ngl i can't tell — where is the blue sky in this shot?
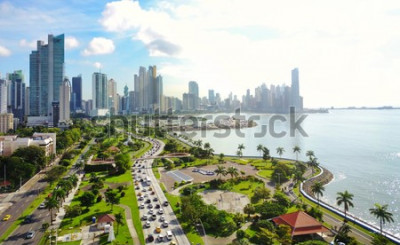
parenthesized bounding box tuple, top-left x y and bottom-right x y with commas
(1, 0, 400, 107)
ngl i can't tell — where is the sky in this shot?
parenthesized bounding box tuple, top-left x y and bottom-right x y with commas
(1, 0, 400, 108)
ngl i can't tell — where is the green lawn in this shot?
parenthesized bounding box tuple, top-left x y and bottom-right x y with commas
(258, 169, 274, 179)
(152, 167, 160, 179)
(230, 180, 265, 197)
(58, 240, 82, 245)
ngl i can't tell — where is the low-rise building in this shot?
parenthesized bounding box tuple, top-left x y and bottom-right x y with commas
(0, 132, 56, 156)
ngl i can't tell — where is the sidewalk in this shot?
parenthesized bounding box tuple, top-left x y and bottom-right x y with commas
(51, 172, 84, 230)
(118, 204, 140, 245)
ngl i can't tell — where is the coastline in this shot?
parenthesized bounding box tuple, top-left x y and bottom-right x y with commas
(303, 166, 334, 198)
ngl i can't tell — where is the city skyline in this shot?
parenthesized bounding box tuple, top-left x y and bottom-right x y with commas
(1, 1, 400, 108)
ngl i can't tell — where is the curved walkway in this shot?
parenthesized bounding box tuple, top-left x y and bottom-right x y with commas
(117, 204, 140, 245)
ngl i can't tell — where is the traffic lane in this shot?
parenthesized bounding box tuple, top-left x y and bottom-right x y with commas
(3, 207, 48, 245)
(0, 180, 47, 236)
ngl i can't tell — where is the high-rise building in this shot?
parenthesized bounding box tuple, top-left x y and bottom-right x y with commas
(25, 87, 30, 116)
(0, 113, 13, 133)
(188, 81, 199, 109)
(29, 34, 64, 124)
(108, 78, 117, 114)
(133, 66, 163, 113)
(71, 75, 82, 111)
(92, 72, 108, 109)
(182, 93, 195, 111)
(59, 77, 71, 124)
(291, 68, 302, 110)
(0, 79, 7, 114)
(7, 70, 25, 122)
(208, 89, 215, 105)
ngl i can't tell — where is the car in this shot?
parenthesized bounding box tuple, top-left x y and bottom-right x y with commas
(155, 204, 160, 209)
(155, 226, 162, 233)
(146, 234, 154, 242)
(144, 221, 151, 228)
(162, 221, 169, 227)
(169, 242, 176, 245)
(2, 215, 11, 221)
(158, 209, 164, 214)
(148, 209, 154, 215)
(142, 215, 148, 220)
(39, 203, 46, 209)
(160, 216, 165, 222)
(23, 215, 33, 224)
(138, 196, 144, 201)
(135, 186, 140, 190)
(142, 188, 147, 192)
(157, 234, 164, 242)
(163, 201, 169, 206)
(140, 203, 145, 209)
(148, 203, 153, 208)
(153, 197, 158, 202)
(25, 231, 35, 239)
(151, 214, 157, 220)
(145, 199, 151, 204)
(167, 230, 173, 240)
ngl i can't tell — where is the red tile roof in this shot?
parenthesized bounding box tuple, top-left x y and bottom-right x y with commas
(272, 211, 329, 236)
(97, 214, 115, 223)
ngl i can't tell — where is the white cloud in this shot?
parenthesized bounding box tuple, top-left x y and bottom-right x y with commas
(65, 36, 79, 49)
(100, 0, 400, 107)
(82, 37, 115, 56)
(0, 45, 11, 56)
(94, 62, 103, 69)
(19, 39, 37, 49)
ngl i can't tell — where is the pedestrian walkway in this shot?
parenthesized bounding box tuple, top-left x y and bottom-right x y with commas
(51, 172, 84, 230)
(118, 204, 141, 245)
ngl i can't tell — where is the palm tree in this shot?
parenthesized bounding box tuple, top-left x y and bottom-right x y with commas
(293, 170, 305, 184)
(227, 166, 239, 179)
(311, 182, 325, 207)
(194, 140, 203, 148)
(257, 144, 264, 156)
(369, 203, 394, 234)
(336, 190, 354, 221)
(293, 146, 301, 161)
(218, 153, 225, 164)
(308, 157, 319, 176)
(306, 150, 315, 161)
(115, 212, 124, 234)
(276, 147, 285, 158)
(237, 144, 245, 158)
(215, 165, 226, 179)
(54, 188, 66, 203)
(236, 150, 243, 158)
(45, 197, 59, 225)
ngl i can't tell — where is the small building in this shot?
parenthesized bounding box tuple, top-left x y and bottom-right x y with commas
(0, 113, 14, 133)
(0, 132, 56, 156)
(97, 214, 115, 230)
(272, 211, 329, 238)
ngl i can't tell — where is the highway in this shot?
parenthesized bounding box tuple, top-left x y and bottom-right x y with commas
(1, 140, 93, 245)
(132, 135, 190, 245)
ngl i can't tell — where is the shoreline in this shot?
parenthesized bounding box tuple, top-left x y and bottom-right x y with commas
(303, 166, 334, 198)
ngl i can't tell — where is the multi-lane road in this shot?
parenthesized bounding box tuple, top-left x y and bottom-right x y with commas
(0, 140, 93, 245)
(132, 135, 190, 245)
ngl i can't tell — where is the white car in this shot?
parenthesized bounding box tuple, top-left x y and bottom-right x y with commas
(162, 221, 169, 227)
(140, 203, 145, 209)
(166, 230, 173, 240)
(160, 216, 165, 222)
(39, 203, 45, 209)
(158, 209, 164, 214)
(145, 221, 151, 228)
(157, 234, 164, 242)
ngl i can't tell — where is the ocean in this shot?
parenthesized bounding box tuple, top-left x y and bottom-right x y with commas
(189, 109, 400, 236)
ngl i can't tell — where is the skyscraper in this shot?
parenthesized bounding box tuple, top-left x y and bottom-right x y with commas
(0, 78, 7, 114)
(291, 68, 301, 110)
(108, 78, 117, 114)
(188, 81, 199, 110)
(7, 70, 25, 122)
(71, 75, 82, 112)
(29, 34, 64, 124)
(208, 89, 215, 105)
(92, 72, 108, 109)
(59, 77, 71, 124)
(133, 65, 163, 113)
